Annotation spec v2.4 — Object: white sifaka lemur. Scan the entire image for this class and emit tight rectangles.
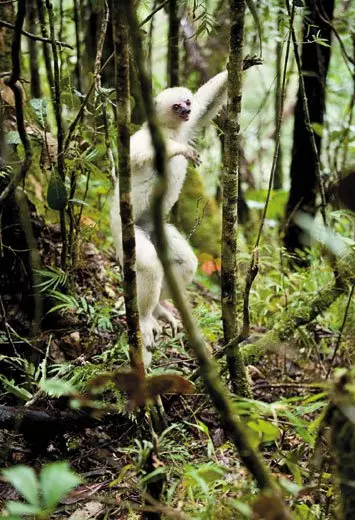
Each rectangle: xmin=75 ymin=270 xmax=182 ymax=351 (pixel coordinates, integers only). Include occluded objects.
xmin=111 ymin=70 xmax=228 ymax=365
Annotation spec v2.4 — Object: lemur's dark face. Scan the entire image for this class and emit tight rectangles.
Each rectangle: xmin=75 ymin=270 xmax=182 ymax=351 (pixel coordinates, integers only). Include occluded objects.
xmin=172 ymin=99 xmax=191 ymax=121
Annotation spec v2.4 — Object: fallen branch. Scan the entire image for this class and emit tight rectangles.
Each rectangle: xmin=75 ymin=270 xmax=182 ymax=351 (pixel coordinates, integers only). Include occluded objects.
xmin=0 ymin=404 xmax=97 ymax=432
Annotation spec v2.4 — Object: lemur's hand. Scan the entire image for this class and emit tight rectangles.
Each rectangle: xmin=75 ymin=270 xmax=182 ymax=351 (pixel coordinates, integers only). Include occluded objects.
xmin=184 ymin=145 xmax=201 ymax=166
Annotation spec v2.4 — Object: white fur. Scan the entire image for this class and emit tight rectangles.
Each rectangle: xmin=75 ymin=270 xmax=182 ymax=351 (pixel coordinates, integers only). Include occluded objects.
xmin=110 ymin=71 xmax=228 ymax=364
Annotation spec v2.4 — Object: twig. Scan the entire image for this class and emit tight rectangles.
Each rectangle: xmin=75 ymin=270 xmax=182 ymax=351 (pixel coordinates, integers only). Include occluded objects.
xmin=139 ymin=0 xmax=169 ymax=28
xmin=326 ymin=284 xmax=355 ymax=378
xmin=0 ymin=19 xmax=73 ymax=48
xmin=314 ymin=2 xmax=354 ymax=72
xmin=63 ymin=52 xmax=114 ymax=152
xmin=94 ymin=0 xmax=116 ymax=182
xmin=254 ymin=381 xmax=326 ymax=390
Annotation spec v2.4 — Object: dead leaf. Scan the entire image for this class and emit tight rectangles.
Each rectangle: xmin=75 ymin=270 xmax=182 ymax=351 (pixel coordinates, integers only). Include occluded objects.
xmin=62 ymin=483 xmax=108 ymax=505
xmin=252 ymin=491 xmax=292 ymax=520
xmin=68 ymin=501 xmax=104 ymax=519
xmin=0 ymin=78 xmax=15 ymax=106
xmin=89 ymin=370 xmax=194 ymax=409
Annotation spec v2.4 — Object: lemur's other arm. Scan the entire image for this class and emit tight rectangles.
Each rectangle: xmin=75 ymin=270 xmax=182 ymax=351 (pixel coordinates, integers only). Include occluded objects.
xmin=130 ymin=129 xmax=200 ymax=168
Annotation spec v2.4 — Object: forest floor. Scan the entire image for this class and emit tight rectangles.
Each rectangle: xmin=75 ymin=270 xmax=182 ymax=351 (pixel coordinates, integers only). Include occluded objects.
xmin=0 ymin=230 xmax=347 ymax=519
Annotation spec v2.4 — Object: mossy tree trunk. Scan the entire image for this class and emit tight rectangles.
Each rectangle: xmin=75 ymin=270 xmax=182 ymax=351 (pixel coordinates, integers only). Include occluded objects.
xmin=222 ymin=0 xmax=251 ymax=397
xmin=273 ymin=3 xmax=283 ymax=190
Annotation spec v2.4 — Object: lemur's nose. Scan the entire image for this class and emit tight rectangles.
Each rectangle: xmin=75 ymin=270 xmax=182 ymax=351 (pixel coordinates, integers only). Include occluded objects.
xmin=182 ymin=107 xmax=191 ymax=115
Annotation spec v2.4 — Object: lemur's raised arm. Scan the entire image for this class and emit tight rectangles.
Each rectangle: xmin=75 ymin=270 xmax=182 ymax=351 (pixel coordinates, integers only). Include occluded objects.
xmin=184 ymin=71 xmax=228 ymax=139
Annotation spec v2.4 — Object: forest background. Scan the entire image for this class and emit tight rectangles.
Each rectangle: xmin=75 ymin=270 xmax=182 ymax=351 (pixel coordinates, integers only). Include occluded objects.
xmin=0 ymin=0 xmax=354 ymax=519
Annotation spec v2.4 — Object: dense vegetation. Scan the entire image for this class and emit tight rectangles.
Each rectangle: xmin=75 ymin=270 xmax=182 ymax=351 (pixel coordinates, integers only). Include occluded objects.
xmin=0 ymin=0 xmax=354 ymax=518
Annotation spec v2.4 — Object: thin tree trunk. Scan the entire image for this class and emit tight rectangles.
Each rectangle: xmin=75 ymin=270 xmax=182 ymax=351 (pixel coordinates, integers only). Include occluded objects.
xmin=222 ymin=0 xmax=251 ymax=397
xmin=73 ymin=0 xmax=82 ymax=92
xmin=284 ymin=0 xmax=334 ymax=257
xmin=0 ymin=0 xmax=14 ymax=158
xmin=167 ymin=0 xmax=180 ymax=221
xmin=112 ymin=0 xmax=143 ymax=373
xmin=27 ymin=0 xmax=41 ymax=99
xmin=36 ymin=0 xmax=54 ymax=91
xmin=46 ymin=0 xmax=67 ymax=270
xmin=167 ymin=0 xmax=179 ymax=87
xmin=273 ymin=6 xmax=283 ymax=190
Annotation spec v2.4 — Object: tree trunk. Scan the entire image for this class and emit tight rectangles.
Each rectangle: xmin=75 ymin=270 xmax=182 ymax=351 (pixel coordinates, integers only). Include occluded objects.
xmin=284 ymin=0 xmax=334 ymax=257
xmin=112 ymin=0 xmax=143 ymax=372
xmin=167 ymin=0 xmax=180 ymax=87
xmin=273 ymin=6 xmax=283 ymax=190
xmin=0 ymin=0 xmax=14 ymax=158
xmin=222 ymin=0 xmax=251 ymax=397
xmin=27 ymin=0 xmax=42 ymax=98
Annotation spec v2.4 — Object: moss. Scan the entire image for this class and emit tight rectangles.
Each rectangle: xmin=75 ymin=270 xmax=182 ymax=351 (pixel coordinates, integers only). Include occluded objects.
xmin=178 ymin=167 xmax=221 ymax=258
xmin=240 ymin=277 xmax=348 ymax=363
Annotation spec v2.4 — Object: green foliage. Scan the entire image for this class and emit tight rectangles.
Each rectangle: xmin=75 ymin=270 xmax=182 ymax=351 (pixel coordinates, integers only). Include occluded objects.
xmin=2 ymin=463 xmax=81 ymax=519
xmin=246 ymin=189 xmax=288 ymax=221
xmin=35 ymin=266 xmax=68 ymax=293
xmin=47 ymin=167 xmax=67 ymax=210
xmin=48 ymin=291 xmax=120 ymax=332
xmin=29 ymin=99 xmax=49 ymax=129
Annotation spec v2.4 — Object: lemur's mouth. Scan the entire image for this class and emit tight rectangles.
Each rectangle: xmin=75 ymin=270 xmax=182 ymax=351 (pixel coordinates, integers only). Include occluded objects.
xmin=180 ymin=113 xmax=190 ymax=121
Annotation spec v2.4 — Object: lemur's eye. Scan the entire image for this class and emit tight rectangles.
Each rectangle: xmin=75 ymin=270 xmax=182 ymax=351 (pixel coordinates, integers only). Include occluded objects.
xmin=173 ymin=104 xmax=180 ymax=110
xmin=186 ymin=99 xmax=191 ymax=106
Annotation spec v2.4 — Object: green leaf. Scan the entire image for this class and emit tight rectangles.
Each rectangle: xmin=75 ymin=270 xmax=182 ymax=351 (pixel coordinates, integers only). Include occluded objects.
xmin=197 ymin=463 xmax=226 ymax=483
xmin=2 ymin=466 xmax=39 ymax=506
xmin=40 ymin=378 xmax=77 ymax=397
xmin=6 ymin=501 xmax=41 ymax=516
xmin=247 ymin=419 xmax=279 ymax=444
xmin=6 ymin=131 xmax=21 ymax=145
xmin=139 ymin=467 xmax=167 ymax=486
xmin=0 ymin=375 xmax=33 ymax=401
xmin=311 ymin=122 xmax=323 ymax=137
xmin=40 ymin=462 xmax=82 ymax=509
xmin=47 ymin=168 xmax=67 ymax=210
xmin=29 ymin=98 xmax=48 ymax=129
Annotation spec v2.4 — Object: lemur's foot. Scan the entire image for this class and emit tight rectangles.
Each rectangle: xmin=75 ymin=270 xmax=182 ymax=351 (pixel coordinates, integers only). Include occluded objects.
xmin=140 ymin=315 xmax=161 ymax=366
xmin=154 ymin=302 xmax=180 ymax=337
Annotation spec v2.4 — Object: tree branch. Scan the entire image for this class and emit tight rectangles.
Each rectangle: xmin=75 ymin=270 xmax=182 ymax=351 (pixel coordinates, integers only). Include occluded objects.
xmin=0 ymin=19 xmax=73 ymax=48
